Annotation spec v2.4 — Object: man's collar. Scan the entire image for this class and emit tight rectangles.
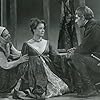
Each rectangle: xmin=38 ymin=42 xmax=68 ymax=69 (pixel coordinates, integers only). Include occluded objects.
xmin=84 ymin=19 xmax=95 ymax=29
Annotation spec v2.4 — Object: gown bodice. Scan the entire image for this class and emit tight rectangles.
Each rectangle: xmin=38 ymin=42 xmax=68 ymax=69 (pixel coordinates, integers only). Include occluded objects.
xmin=22 ymin=41 xmax=49 ymax=57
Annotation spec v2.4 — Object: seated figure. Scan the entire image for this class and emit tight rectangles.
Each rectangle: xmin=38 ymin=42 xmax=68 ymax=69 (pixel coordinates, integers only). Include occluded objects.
xmin=13 ymin=18 xmax=71 ymax=99
xmin=0 ymin=26 xmax=28 ymax=94
xmin=70 ymin=6 xmax=100 ymax=97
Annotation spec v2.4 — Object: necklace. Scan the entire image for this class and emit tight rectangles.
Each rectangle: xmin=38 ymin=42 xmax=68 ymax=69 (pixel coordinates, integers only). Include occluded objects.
xmin=32 ymin=37 xmax=42 ymax=42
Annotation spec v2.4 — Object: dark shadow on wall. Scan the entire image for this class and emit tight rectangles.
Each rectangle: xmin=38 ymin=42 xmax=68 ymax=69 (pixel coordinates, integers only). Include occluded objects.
xmin=49 ymin=0 xmax=61 ymax=49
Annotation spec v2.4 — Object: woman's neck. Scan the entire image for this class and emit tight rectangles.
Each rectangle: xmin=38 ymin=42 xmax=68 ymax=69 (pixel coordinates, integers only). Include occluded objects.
xmin=32 ymin=35 xmax=42 ymax=42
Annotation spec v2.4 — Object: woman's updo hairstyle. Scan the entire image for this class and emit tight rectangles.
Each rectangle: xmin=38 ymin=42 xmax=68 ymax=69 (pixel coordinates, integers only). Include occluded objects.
xmin=30 ymin=18 xmax=46 ymax=35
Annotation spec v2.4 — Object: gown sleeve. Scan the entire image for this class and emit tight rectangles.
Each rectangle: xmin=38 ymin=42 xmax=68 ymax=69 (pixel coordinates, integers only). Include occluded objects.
xmin=49 ymin=43 xmax=59 ymax=61
xmin=21 ymin=42 xmax=29 ymax=55
xmin=18 ymin=42 xmax=29 ymax=77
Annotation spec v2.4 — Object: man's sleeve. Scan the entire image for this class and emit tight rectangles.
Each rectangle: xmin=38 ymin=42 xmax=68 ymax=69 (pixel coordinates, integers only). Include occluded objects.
xmin=75 ymin=27 xmax=96 ymax=54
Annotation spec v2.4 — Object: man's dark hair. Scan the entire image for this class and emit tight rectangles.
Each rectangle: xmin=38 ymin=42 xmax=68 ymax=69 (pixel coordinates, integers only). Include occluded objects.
xmin=75 ymin=6 xmax=94 ymax=20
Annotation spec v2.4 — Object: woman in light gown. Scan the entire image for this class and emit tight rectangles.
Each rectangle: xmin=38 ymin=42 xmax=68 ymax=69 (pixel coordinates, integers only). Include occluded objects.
xmin=14 ymin=18 xmax=69 ymax=99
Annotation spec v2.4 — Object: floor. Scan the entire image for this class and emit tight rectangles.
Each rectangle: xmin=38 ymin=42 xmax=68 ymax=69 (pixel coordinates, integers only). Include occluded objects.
xmin=1 ymin=93 xmax=100 ymax=100
xmin=47 ymin=94 xmax=100 ymax=100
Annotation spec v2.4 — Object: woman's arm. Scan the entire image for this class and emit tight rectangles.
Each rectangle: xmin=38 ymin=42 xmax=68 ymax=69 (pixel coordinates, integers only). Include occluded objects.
xmin=49 ymin=43 xmax=59 ymax=62
xmin=49 ymin=44 xmax=59 ymax=55
xmin=11 ymin=44 xmax=21 ymax=57
xmin=0 ymin=51 xmax=28 ymax=70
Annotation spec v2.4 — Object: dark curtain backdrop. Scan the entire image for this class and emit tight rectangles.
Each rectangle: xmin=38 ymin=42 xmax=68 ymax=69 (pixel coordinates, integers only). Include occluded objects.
xmin=15 ymin=0 xmax=100 ymax=50
xmin=16 ymin=0 xmax=60 ymax=50
xmin=16 ymin=0 xmax=43 ymax=50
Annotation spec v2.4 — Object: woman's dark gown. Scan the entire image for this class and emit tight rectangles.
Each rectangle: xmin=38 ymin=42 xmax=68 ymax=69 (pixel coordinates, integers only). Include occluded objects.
xmin=18 ymin=40 xmax=69 ymax=98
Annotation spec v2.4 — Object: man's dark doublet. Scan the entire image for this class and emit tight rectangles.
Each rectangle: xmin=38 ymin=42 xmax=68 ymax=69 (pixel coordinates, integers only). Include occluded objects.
xmin=75 ymin=19 xmax=100 ymax=56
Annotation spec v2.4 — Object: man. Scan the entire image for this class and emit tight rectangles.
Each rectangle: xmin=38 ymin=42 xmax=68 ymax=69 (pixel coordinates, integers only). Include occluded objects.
xmin=71 ymin=6 xmax=100 ymax=97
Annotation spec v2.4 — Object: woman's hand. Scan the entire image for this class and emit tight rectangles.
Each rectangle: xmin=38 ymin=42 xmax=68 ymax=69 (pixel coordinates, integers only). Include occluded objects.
xmin=97 ymin=63 xmax=100 ymax=66
xmin=18 ymin=54 xmax=29 ymax=64
xmin=67 ymin=47 xmax=76 ymax=53
xmin=66 ymin=47 xmax=76 ymax=58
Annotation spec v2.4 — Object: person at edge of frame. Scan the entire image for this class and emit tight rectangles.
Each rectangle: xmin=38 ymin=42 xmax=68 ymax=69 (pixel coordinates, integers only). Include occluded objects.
xmin=68 ymin=6 xmax=100 ymax=97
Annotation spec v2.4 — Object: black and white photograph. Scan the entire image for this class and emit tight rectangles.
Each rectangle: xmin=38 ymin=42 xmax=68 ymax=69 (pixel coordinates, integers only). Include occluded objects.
xmin=0 ymin=0 xmax=100 ymax=100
